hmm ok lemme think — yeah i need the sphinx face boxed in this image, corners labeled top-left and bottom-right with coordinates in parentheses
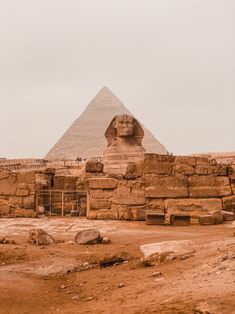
top-left (113, 115), bottom-right (134, 137)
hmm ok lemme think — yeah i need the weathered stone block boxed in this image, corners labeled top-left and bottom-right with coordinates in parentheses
top-left (174, 164), bottom-right (195, 175)
top-left (130, 207), bottom-right (146, 220)
top-left (90, 199), bottom-right (111, 210)
top-left (199, 215), bottom-right (215, 225)
top-left (23, 195), bottom-right (35, 209)
top-left (175, 156), bottom-right (196, 166)
top-left (90, 209), bottom-right (118, 220)
top-left (124, 162), bottom-right (143, 179)
top-left (222, 195), bottom-right (235, 212)
top-left (222, 210), bottom-right (234, 221)
top-left (113, 195), bottom-right (145, 205)
top-left (144, 162), bottom-right (173, 175)
top-left (89, 178), bottom-right (117, 189)
top-left (209, 210), bottom-right (223, 224)
top-left (90, 189), bottom-right (114, 199)
top-left (16, 189), bottom-right (29, 196)
top-left (188, 176), bottom-right (231, 198)
top-left (140, 240), bottom-right (194, 266)
top-left (145, 199), bottom-right (165, 212)
top-left (117, 207), bottom-right (131, 220)
top-left (145, 186), bottom-right (188, 198)
top-left (164, 198), bottom-right (222, 223)
top-left (85, 161), bottom-right (104, 173)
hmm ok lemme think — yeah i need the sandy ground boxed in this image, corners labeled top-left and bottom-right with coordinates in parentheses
top-left (0, 217), bottom-right (234, 314)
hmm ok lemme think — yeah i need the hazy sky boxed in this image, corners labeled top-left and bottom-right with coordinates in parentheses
top-left (1, 0), bottom-right (235, 158)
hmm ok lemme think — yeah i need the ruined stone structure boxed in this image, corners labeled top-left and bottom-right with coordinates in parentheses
top-left (86, 154), bottom-right (235, 224)
top-left (0, 114), bottom-right (235, 225)
top-left (45, 87), bottom-right (167, 159)
top-left (103, 114), bottom-right (145, 174)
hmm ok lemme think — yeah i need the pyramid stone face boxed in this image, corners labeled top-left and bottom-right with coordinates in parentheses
top-left (45, 87), bottom-right (168, 160)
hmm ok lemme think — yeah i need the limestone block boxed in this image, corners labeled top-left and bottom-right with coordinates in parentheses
top-left (175, 156), bottom-right (196, 166)
top-left (145, 175), bottom-right (187, 188)
top-left (90, 189), bottom-right (114, 199)
top-left (89, 178), bottom-right (117, 189)
top-left (11, 209), bottom-right (36, 218)
top-left (18, 172), bottom-right (35, 184)
top-left (9, 196), bottom-right (23, 207)
top-left (130, 207), bottom-right (146, 220)
top-left (85, 161), bottom-right (104, 173)
top-left (145, 199), bottom-right (165, 212)
top-left (144, 154), bottom-right (175, 163)
top-left (124, 162), bottom-right (143, 179)
top-left (209, 210), bottom-right (223, 224)
top-left (174, 164), bottom-right (195, 175)
top-left (0, 174), bottom-right (18, 195)
top-left (140, 240), bottom-right (194, 266)
top-left (16, 189), bottom-right (29, 196)
top-left (188, 176), bottom-right (232, 198)
top-left (222, 195), bottom-right (235, 212)
top-left (0, 199), bottom-right (11, 216)
top-left (199, 215), bottom-right (215, 225)
top-left (144, 162), bottom-right (173, 175)
top-left (145, 186), bottom-right (188, 198)
top-left (165, 198), bottom-right (222, 223)
top-left (113, 195), bottom-right (145, 206)
top-left (88, 208), bottom-right (118, 220)
top-left (222, 210), bottom-right (234, 221)
top-left (116, 185), bottom-right (131, 196)
top-left (117, 207), bottom-right (131, 220)
top-left (23, 195), bottom-right (35, 209)
top-left (90, 199), bottom-right (111, 210)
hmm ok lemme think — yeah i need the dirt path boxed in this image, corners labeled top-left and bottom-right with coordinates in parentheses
top-left (0, 218), bottom-right (234, 314)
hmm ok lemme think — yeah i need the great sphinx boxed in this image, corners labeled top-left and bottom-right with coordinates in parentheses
top-left (102, 114), bottom-right (146, 174)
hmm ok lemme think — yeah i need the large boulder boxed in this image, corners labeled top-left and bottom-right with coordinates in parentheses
top-left (75, 229), bottom-right (101, 245)
top-left (140, 240), bottom-right (194, 266)
top-left (29, 228), bottom-right (55, 245)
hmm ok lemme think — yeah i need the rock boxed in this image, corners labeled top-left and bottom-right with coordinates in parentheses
top-left (209, 210), bottom-right (223, 224)
top-left (89, 178), bottom-right (117, 189)
top-left (85, 161), bottom-right (104, 173)
top-left (118, 282), bottom-right (125, 288)
top-left (152, 271), bottom-right (163, 277)
top-left (75, 229), bottom-right (101, 245)
top-left (29, 228), bottom-right (55, 245)
top-left (222, 210), bottom-right (234, 221)
top-left (199, 215), bottom-right (215, 225)
top-left (140, 240), bottom-right (194, 266)
top-left (101, 237), bottom-right (110, 244)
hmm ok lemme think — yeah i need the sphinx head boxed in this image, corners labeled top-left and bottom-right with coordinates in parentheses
top-left (112, 114), bottom-right (134, 137)
top-left (105, 114), bottom-right (144, 147)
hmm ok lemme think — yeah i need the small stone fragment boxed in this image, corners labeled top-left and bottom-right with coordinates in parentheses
top-left (29, 228), bottom-right (55, 245)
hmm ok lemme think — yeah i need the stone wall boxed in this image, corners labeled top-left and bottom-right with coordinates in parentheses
top-left (87, 154), bottom-right (235, 224)
top-left (0, 170), bottom-right (36, 217)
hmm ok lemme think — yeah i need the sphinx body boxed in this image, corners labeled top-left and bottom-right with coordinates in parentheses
top-left (102, 114), bottom-right (145, 174)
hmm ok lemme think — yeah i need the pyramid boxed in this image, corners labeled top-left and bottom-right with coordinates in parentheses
top-left (45, 87), bottom-right (168, 159)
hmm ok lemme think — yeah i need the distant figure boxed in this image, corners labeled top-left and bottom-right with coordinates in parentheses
top-left (103, 114), bottom-right (145, 174)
